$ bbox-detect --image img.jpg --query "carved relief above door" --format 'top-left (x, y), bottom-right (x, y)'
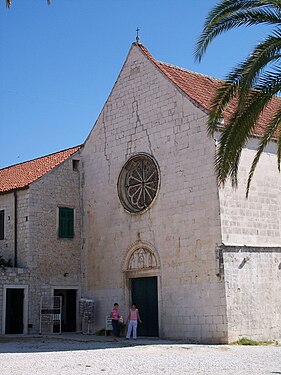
top-left (128, 247), bottom-right (157, 270)
top-left (123, 241), bottom-right (160, 273)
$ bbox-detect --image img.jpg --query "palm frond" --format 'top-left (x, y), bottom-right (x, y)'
top-left (255, 65), bottom-right (281, 93)
top-left (227, 29), bottom-right (281, 96)
top-left (195, 0), bottom-right (281, 61)
top-left (213, 59), bottom-right (281, 190)
top-left (277, 131), bottom-right (281, 170)
top-left (195, 0), bottom-right (281, 195)
top-left (206, 81), bottom-right (240, 137)
top-left (229, 152), bottom-right (241, 188)
top-left (246, 106), bottom-right (281, 196)
top-left (5, 0), bottom-right (50, 8)
top-left (207, 33), bottom-right (281, 142)
top-left (214, 89), bottom-right (276, 186)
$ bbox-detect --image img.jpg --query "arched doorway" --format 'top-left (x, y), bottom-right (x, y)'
top-left (123, 241), bottom-right (161, 337)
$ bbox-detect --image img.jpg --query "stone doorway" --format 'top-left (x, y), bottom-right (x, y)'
top-left (131, 276), bottom-right (159, 337)
top-left (123, 241), bottom-right (161, 337)
top-left (5, 288), bottom-right (24, 334)
top-left (54, 289), bottom-right (77, 332)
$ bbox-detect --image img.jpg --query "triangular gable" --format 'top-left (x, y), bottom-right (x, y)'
top-left (136, 43), bottom-right (280, 136)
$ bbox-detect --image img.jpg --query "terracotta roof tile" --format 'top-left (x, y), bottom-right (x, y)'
top-left (136, 43), bottom-right (280, 136)
top-left (0, 146), bottom-right (81, 194)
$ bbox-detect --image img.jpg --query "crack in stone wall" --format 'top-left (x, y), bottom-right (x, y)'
top-left (102, 109), bottom-right (111, 184)
top-left (126, 97), bottom-right (153, 160)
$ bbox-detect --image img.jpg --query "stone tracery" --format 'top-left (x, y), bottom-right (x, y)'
top-left (118, 154), bottom-right (159, 213)
top-left (127, 247), bottom-right (158, 270)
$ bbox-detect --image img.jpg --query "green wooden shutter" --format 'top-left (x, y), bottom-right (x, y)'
top-left (59, 208), bottom-right (74, 238)
top-left (0, 210), bottom-right (4, 240)
top-left (67, 208), bottom-right (74, 238)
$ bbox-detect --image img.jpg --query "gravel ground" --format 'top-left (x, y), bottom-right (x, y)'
top-left (0, 337), bottom-right (280, 375)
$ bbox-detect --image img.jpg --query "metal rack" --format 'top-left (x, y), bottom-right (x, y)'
top-left (40, 296), bottom-right (62, 334)
top-left (79, 298), bottom-right (95, 334)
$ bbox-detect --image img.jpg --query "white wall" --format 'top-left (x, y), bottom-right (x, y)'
top-left (81, 44), bottom-right (227, 342)
top-left (223, 247), bottom-right (281, 342)
top-left (219, 138), bottom-right (281, 247)
top-left (218, 137), bottom-right (281, 341)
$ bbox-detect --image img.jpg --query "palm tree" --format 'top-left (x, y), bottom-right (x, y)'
top-left (195, 0), bottom-right (281, 196)
top-left (6, 0), bottom-right (51, 7)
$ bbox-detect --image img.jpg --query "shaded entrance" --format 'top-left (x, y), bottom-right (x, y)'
top-left (5, 288), bottom-right (24, 334)
top-left (131, 276), bottom-right (159, 337)
top-left (54, 289), bottom-right (76, 332)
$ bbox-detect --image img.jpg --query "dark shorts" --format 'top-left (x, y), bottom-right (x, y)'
top-left (112, 319), bottom-right (120, 337)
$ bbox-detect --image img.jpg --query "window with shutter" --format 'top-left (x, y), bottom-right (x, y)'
top-left (0, 210), bottom-right (4, 240)
top-left (59, 208), bottom-right (74, 238)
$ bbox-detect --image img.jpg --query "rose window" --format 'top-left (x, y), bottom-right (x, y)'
top-left (118, 154), bottom-right (160, 213)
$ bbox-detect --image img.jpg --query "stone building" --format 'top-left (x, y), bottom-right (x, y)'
top-left (0, 146), bottom-right (82, 334)
top-left (0, 43), bottom-right (280, 343)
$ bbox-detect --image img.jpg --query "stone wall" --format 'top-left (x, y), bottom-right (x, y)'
top-left (219, 138), bottom-right (281, 342)
top-left (0, 267), bottom-right (33, 334)
top-left (0, 152), bottom-right (82, 334)
top-left (28, 155), bottom-right (82, 285)
top-left (0, 191), bottom-right (28, 266)
top-left (17, 189), bottom-right (30, 268)
top-left (223, 246), bottom-right (281, 342)
top-left (219, 139), bottom-right (281, 247)
top-left (81, 44), bottom-right (227, 342)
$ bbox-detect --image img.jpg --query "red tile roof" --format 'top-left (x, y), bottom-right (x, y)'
top-left (136, 43), bottom-right (280, 136)
top-left (0, 146), bottom-right (81, 194)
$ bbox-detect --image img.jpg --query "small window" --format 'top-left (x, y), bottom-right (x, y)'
top-left (58, 207), bottom-right (74, 238)
top-left (0, 210), bottom-right (4, 240)
top-left (72, 160), bottom-right (79, 171)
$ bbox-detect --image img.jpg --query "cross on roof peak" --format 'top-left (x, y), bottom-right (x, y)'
top-left (136, 27), bottom-right (140, 43)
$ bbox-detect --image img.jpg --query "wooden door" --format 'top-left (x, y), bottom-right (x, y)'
top-left (131, 276), bottom-right (159, 337)
top-left (5, 288), bottom-right (24, 334)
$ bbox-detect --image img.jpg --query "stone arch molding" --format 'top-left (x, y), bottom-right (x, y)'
top-left (122, 241), bottom-right (161, 272)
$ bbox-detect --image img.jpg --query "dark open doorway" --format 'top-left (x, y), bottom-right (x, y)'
top-left (5, 288), bottom-right (24, 334)
top-left (54, 289), bottom-right (77, 332)
top-left (131, 276), bottom-right (159, 337)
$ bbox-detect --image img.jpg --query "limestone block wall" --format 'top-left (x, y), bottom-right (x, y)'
top-left (0, 269), bottom-right (52, 335)
top-left (28, 154), bottom-right (82, 286)
top-left (0, 267), bottom-right (33, 334)
top-left (0, 153), bottom-right (82, 334)
top-left (219, 139), bottom-right (281, 342)
top-left (0, 193), bottom-right (15, 264)
top-left (219, 139), bottom-right (281, 247)
top-left (0, 191), bottom-right (29, 266)
top-left (16, 189), bottom-right (30, 268)
top-left (81, 44), bottom-right (228, 342)
top-left (223, 246), bottom-right (281, 342)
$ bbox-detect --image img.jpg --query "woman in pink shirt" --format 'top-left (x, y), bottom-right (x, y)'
top-left (126, 303), bottom-right (142, 340)
top-left (110, 303), bottom-right (120, 341)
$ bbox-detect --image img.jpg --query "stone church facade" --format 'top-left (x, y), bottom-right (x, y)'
top-left (0, 43), bottom-right (280, 343)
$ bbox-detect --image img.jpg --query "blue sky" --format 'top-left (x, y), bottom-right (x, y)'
top-left (0, 0), bottom-right (272, 168)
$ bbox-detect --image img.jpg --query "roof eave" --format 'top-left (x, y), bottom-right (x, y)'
top-left (0, 185), bottom-right (29, 196)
